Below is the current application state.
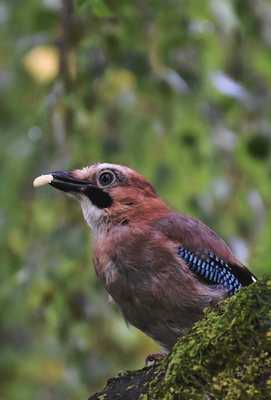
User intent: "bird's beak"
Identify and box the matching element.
[33,170,113,208]
[33,170,93,193]
[49,171,94,193]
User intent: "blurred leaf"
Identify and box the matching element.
[77,0,112,17]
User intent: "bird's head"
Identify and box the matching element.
[34,163,168,233]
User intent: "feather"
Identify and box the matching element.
[153,212,256,288]
[178,246,242,295]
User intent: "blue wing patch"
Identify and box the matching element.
[177,246,242,295]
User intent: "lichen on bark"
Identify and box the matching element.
[89,280,271,400]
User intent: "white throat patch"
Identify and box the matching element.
[79,195,106,233]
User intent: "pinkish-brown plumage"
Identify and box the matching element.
[37,162,256,351]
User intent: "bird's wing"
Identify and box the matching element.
[153,212,256,294]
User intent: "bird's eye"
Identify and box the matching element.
[98,170,116,187]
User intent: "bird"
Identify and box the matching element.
[33,163,256,352]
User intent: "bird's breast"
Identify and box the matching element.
[93,251,120,289]
[101,260,120,287]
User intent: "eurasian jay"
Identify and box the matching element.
[34,163,256,351]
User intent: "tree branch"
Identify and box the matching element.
[58,0,75,135]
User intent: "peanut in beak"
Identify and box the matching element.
[33,174,53,188]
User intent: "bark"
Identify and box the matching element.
[88,280,271,400]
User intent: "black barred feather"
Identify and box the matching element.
[178,246,242,295]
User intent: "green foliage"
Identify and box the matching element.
[1,1,271,399]
[77,0,112,17]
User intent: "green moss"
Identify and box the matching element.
[142,280,271,400]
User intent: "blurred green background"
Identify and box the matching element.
[1,0,271,398]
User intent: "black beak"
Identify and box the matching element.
[50,171,113,209]
[50,171,93,193]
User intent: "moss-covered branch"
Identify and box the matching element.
[88,280,271,400]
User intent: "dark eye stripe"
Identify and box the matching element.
[178,246,242,295]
